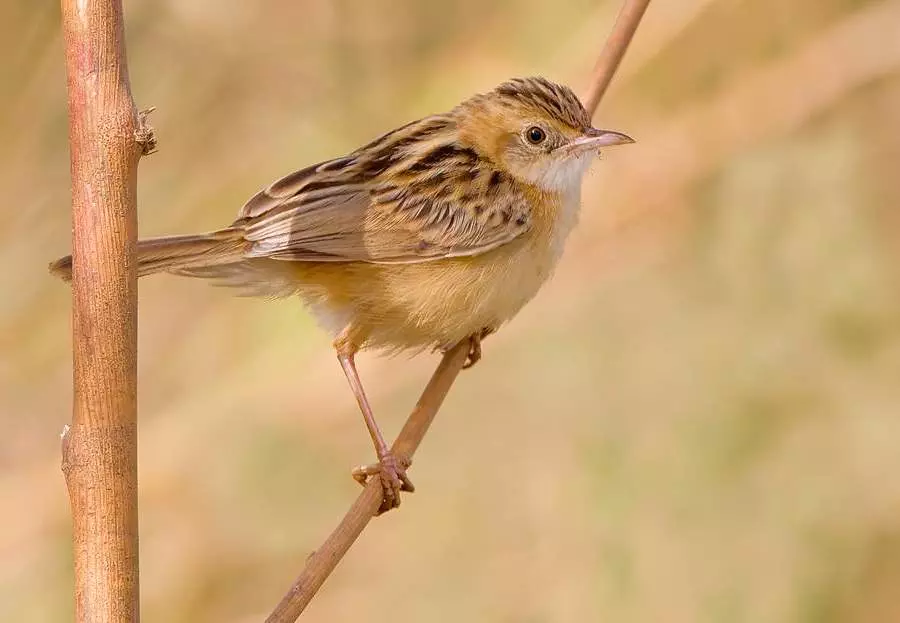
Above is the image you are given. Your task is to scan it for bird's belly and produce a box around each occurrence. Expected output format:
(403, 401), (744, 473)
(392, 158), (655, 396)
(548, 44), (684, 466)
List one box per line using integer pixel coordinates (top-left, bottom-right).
(379, 249), (551, 350)
(295, 238), (558, 352)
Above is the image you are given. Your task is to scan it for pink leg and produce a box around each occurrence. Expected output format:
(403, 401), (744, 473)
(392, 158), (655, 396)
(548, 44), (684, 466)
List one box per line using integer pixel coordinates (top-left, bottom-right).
(335, 346), (413, 514)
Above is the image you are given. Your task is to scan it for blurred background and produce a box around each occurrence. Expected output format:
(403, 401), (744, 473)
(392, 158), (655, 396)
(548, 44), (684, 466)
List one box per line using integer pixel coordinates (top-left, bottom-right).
(3, 0), (900, 621)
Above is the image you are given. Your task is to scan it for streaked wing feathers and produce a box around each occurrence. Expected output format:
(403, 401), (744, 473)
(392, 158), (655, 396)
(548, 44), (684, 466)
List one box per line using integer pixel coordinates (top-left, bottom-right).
(234, 115), (532, 263)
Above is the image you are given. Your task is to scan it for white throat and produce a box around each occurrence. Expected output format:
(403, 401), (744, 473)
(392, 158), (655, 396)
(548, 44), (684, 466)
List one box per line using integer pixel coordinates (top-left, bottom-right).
(520, 153), (594, 193)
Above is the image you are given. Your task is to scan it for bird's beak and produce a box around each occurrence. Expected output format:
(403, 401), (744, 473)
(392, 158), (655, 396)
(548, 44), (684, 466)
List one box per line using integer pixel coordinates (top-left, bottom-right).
(559, 128), (635, 156)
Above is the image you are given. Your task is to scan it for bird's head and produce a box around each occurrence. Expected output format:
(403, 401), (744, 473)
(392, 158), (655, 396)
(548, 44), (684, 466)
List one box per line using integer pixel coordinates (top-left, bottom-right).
(455, 77), (633, 192)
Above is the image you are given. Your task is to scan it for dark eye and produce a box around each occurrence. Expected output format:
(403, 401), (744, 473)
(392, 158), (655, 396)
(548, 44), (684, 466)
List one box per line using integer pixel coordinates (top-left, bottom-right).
(525, 126), (546, 145)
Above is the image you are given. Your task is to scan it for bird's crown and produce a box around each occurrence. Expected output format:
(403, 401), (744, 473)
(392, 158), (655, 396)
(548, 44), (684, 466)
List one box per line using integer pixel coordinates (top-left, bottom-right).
(488, 77), (592, 130)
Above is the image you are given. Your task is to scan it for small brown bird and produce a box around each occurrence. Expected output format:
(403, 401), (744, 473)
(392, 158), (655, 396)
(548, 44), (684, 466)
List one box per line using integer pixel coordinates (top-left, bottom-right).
(51, 77), (633, 513)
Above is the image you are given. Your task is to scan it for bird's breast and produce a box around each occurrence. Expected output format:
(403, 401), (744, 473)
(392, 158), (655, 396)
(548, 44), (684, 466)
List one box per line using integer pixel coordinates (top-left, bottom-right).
(294, 188), (581, 352)
(408, 186), (580, 341)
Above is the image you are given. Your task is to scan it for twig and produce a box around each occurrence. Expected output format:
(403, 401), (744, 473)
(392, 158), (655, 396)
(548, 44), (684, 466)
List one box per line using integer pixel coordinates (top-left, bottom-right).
(58, 0), (153, 620)
(581, 0), (652, 117)
(264, 2), (650, 619)
(265, 341), (470, 622)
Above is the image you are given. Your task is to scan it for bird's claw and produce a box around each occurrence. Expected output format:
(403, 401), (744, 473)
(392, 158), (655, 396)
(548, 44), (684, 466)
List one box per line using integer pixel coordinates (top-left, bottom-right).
(463, 328), (494, 369)
(463, 335), (482, 369)
(352, 451), (414, 515)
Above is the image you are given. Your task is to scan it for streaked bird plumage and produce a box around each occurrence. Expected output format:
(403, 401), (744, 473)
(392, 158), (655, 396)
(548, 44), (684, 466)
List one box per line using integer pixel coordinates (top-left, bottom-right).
(50, 76), (633, 511)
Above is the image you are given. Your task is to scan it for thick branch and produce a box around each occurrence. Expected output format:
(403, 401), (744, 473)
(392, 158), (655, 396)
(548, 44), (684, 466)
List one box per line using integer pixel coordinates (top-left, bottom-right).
(265, 341), (470, 622)
(59, 0), (150, 620)
(265, 2), (651, 619)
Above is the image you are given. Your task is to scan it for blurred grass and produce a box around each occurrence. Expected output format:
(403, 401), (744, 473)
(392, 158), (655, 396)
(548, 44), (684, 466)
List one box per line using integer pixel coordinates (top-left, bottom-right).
(2, 0), (900, 621)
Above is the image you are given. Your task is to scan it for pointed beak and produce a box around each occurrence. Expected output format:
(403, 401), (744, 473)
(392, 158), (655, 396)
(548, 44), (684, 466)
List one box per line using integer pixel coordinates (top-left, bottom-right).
(559, 128), (635, 156)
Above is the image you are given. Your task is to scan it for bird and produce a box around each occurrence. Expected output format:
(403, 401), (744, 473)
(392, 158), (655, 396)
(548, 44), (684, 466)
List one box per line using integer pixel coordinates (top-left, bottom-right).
(50, 76), (633, 514)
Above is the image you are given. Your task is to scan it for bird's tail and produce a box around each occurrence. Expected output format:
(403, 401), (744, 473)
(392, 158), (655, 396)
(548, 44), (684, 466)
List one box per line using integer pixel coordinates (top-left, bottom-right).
(49, 228), (248, 282)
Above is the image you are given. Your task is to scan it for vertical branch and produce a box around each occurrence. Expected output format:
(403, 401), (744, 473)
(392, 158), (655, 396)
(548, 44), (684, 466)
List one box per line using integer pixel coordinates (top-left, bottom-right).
(59, 0), (152, 620)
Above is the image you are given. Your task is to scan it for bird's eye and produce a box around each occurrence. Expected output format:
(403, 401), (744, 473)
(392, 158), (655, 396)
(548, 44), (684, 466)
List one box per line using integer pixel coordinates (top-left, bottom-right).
(525, 126), (546, 145)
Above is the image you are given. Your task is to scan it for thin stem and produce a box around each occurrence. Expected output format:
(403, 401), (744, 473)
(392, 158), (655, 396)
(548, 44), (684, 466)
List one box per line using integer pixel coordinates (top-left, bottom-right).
(582, 0), (652, 117)
(264, 1), (652, 619)
(265, 341), (470, 623)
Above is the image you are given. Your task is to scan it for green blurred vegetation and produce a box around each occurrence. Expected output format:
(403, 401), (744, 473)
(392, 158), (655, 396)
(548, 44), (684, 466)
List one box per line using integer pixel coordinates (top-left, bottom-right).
(2, 0), (899, 621)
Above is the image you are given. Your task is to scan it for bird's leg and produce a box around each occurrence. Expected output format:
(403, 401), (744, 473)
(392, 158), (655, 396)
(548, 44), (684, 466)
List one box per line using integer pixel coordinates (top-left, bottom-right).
(334, 339), (413, 514)
(463, 327), (495, 369)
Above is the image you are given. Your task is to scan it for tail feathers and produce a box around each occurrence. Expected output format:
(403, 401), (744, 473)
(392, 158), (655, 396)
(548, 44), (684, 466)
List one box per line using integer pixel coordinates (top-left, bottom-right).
(49, 228), (247, 281)
(132, 229), (247, 276)
(172, 261), (303, 298)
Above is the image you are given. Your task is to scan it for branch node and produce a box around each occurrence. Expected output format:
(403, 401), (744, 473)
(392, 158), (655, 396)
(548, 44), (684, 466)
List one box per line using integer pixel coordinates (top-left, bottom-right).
(135, 106), (158, 156)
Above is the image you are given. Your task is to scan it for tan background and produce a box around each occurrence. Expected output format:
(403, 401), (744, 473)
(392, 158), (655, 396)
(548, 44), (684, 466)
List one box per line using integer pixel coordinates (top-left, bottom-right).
(3, 0), (900, 621)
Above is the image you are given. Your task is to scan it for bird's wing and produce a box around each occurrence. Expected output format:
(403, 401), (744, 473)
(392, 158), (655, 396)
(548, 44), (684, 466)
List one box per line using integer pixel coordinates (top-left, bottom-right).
(235, 116), (532, 264)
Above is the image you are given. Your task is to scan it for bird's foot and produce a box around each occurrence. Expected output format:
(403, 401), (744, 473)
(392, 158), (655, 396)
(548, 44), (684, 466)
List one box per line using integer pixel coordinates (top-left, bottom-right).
(463, 335), (482, 369)
(463, 328), (494, 369)
(352, 451), (414, 515)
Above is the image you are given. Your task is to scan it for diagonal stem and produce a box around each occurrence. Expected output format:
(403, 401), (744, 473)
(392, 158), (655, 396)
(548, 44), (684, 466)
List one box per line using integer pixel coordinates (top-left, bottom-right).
(264, 342), (470, 622)
(264, 1), (651, 620)
(582, 0), (652, 117)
